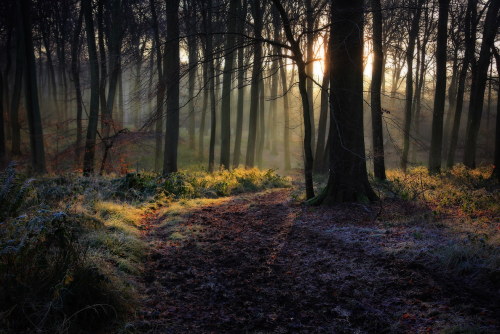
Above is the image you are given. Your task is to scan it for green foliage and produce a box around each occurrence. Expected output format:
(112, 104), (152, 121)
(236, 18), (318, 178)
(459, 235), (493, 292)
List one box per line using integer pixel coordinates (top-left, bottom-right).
(0, 167), (143, 334)
(0, 166), (289, 333)
(381, 166), (499, 218)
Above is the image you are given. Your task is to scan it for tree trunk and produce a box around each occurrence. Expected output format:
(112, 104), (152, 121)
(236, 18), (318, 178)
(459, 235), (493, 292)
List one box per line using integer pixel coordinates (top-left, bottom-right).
(150, 0), (164, 172)
(103, 0), (123, 140)
(0, 67), (5, 167)
(272, 0), (314, 198)
(463, 0), (499, 168)
(71, 7), (84, 164)
(220, 0), (239, 169)
(428, 0), (451, 174)
(314, 34), (330, 174)
(232, 1), (247, 168)
(82, 0), (101, 176)
(305, 0), (315, 152)
(278, 55), (291, 171)
(315, 0), (376, 204)
(401, 0), (423, 172)
(199, 59), (208, 160)
(491, 48), (500, 181)
(370, 0), (386, 180)
(447, 0), (476, 168)
(186, 0), (197, 151)
(97, 0), (107, 127)
(19, 0), (46, 174)
(245, 0), (263, 168)
(11, 17), (24, 156)
(163, 0), (180, 174)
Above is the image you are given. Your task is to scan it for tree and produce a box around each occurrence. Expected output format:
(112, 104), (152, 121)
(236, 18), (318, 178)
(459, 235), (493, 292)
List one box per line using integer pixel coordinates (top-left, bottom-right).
(314, 0), (377, 204)
(401, 0), (423, 172)
(491, 47), (500, 181)
(428, 0), (451, 174)
(272, 0), (315, 199)
(447, 0), (477, 167)
(220, 0), (240, 169)
(232, 0), (248, 168)
(19, 0), (46, 173)
(70, 7), (84, 164)
(370, 0), (386, 179)
(245, 0), (263, 168)
(82, 0), (101, 176)
(463, 0), (500, 168)
(163, 0), (181, 174)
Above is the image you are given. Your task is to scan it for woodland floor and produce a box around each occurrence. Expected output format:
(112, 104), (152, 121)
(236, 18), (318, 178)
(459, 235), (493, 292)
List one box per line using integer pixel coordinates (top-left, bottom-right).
(131, 189), (499, 334)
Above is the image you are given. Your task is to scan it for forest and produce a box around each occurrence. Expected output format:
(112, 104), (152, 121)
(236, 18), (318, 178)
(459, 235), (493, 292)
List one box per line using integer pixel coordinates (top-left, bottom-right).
(0, 0), (499, 333)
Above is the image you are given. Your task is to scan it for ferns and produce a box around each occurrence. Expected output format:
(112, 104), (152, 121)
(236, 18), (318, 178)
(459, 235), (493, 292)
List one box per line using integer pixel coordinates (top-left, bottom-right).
(0, 162), (34, 221)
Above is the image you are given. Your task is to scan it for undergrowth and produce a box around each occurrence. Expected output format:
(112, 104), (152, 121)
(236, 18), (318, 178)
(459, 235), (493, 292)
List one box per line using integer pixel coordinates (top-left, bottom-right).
(377, 165), (500, 286)
(0, 164), (289, 333)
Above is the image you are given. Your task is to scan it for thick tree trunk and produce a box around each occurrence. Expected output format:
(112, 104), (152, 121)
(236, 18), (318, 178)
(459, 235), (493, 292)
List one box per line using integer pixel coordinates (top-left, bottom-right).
(463, 0), (500, 168)
(447, 0), (476, 168)
(401, 0), (423, 172)
(103, 0), (122, 140)
(163, 0), (181, 174)
(82, 0), (101, 176)
(245, 0), (263, 168)
(150, 0), (164, 172)
(220, 0), (239, 169)
(315, 0), (376, 204)
(370, 0), (386, 180)
(428, 0), (451, 174)
(19, 0), (46, 174)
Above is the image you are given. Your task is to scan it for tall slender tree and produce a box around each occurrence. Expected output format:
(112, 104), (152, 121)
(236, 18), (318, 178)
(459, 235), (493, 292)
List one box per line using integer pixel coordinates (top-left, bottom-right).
(429, 0), (451, 174)
(220, 0), (240, 169)
(463, 0), (500, 168)
(82, 0), (101, 176)
(370, 0), (386, 179)
(19, 0), (46, 173)
(163, 0), (181, 174)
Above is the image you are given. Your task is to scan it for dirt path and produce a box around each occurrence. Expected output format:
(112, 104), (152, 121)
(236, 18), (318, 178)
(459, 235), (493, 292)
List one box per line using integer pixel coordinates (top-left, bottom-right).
(133, 189), (499, 333)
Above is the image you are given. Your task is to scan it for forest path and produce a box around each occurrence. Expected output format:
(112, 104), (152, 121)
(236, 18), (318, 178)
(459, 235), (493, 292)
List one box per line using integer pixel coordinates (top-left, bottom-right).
(132, 189), (499, 333)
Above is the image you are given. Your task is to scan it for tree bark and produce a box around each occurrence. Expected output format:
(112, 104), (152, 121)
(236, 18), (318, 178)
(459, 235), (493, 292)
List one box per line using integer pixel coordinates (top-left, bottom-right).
(429, 0), (451, 174)
(370, 0), (386, 180)
(314, 34), (330, 174)
(19, 0), (46, 173)
(163, 0), (181, 174)
(314, 0), (376, 204)
(10, 14), (24, 156)
(232, 0), (247, 168)
(463, 0), (500, 168)
(447, 0), (476, 168)
(82, 0), (101, 176)
(220, 0), (239, 169)
(491, 48), (500, 181)
(245, 0), (263, 168)
(401, 0), (423, 172)
(71, 7), (84, 164)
